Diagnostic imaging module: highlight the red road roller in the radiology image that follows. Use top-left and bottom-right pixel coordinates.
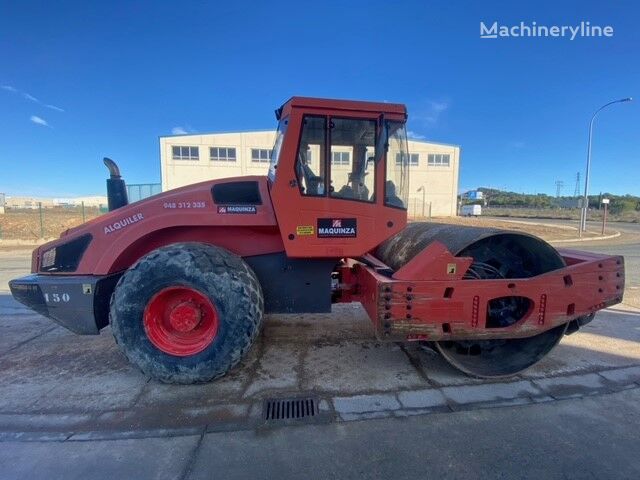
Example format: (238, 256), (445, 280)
(10, 97), (624, 383)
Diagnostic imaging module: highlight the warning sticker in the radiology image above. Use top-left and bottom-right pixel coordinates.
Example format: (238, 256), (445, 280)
(296, 225), (315, 236)
(447, 263), (457, 275)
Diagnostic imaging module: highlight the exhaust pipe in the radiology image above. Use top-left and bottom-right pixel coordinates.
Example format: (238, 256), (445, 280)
(103, 157), (129, 211)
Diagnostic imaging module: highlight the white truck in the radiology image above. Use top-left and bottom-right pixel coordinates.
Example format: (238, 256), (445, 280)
(461, 204), (482, 216)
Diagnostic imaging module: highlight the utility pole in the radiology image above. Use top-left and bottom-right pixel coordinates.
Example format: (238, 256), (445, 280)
(555, 180), (564, 198)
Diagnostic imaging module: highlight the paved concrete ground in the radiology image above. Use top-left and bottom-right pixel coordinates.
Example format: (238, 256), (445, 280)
(1, 233), (639, 479)
(0, 293), (639, 435)
(2, 389), (639, 479)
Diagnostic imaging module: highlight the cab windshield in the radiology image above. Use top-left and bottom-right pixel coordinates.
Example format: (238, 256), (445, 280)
(385, 121), (409, 209)
(268, 117), (288, 182)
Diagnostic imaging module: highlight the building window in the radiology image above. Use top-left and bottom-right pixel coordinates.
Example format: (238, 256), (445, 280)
(331, 151), (350, 165)
(210, 147), (237, 162)
(396, 153), (419, 166)
(427, 153), (450, 166)
(172, 146), (199, 161)
(251, 148), (272, 163)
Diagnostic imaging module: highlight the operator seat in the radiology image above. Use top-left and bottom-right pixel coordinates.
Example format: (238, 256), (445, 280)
(385, 181), (404, 207)
(296, 151), (324, 195)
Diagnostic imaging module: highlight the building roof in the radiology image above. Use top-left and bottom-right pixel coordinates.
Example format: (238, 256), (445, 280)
(408, 138), (461, 148)
(160, 130), (459, 149)
(159, 129), (274, 139)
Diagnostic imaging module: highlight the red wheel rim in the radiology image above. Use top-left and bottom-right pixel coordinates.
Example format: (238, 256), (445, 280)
(143, 286), (219, 356)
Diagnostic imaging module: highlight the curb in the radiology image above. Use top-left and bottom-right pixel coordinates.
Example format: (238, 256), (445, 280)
(492, 217), (622, 243)
(550, 231), (621, 243)
(1, 365), (639, 443)
(484, 217), (623, 243)
(494, 219), (577, 231)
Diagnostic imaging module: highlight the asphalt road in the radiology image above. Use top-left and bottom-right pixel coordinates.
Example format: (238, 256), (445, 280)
(565, 236), (640, 291)
(488, 217), (640, 306)
(0, 249), (31, 293)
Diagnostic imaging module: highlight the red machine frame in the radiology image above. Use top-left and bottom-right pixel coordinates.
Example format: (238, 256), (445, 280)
(338, 244), (624, 341)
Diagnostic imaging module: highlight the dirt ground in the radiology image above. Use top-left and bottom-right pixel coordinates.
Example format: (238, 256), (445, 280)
(425, 216), (602, 242)
(1, 208), (602, 243)
(483, 207), (640, 224)
(0, 208), (102, 241)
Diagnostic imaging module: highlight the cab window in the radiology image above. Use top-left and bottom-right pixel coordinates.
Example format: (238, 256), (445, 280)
(268, 117), (288, 181)
(385, 121), (409, 209)
(296, 116), (326, 196)
(329, 118), (376, 202)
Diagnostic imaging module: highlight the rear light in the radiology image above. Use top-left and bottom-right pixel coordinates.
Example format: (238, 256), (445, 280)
(39, 234), (92, 273)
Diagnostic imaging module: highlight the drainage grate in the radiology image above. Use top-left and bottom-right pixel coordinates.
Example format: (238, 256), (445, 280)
(263, 396), (318, 422)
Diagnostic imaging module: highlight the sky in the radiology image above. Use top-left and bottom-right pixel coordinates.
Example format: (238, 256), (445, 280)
(0, 0), (638, 197)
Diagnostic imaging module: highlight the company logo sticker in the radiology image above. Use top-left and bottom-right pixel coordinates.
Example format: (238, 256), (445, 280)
(296, 225), (314, 236)
(317, 218), (357, 238)
(104, 213), (144, 234)
(217, 205), (257, 214)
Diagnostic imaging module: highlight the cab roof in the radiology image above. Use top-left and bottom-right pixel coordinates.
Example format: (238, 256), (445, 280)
(277, 96), (407, 120)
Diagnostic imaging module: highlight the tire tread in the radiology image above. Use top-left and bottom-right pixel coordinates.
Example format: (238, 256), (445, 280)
(109, 242), (263, 384)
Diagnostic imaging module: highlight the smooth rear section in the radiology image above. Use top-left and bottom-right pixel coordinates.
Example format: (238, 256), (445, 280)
(335, 222), (624, 377)
(347, 223), (624, 342)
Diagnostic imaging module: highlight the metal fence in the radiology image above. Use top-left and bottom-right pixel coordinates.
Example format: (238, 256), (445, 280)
(0, 184), (164, 240)
(127, 183), (161, 203)
(407, 198), (433, 220)
(0, 204), (106, 240)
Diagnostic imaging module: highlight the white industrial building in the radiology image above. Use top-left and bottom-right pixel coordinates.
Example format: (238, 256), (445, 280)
(3, 195), (108, 209)
(159, 131), (460, 217)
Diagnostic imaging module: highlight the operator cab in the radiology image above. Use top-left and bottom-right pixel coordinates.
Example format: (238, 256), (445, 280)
(268, 97), (410, 258)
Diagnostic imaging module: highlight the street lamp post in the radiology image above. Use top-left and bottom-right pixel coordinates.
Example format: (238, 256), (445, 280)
(417, 186), (425, 218)
(580, 97), (633, 234)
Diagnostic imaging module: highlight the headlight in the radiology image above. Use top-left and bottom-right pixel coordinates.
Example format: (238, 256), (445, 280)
(41, 248), (56, 269)
(39, 234), (92, 272)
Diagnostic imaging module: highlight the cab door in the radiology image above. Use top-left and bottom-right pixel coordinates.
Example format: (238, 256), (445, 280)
(270, 110), (407, 259)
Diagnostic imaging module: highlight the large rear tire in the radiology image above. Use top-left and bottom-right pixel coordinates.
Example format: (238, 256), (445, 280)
(110, 242), (263, 384)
